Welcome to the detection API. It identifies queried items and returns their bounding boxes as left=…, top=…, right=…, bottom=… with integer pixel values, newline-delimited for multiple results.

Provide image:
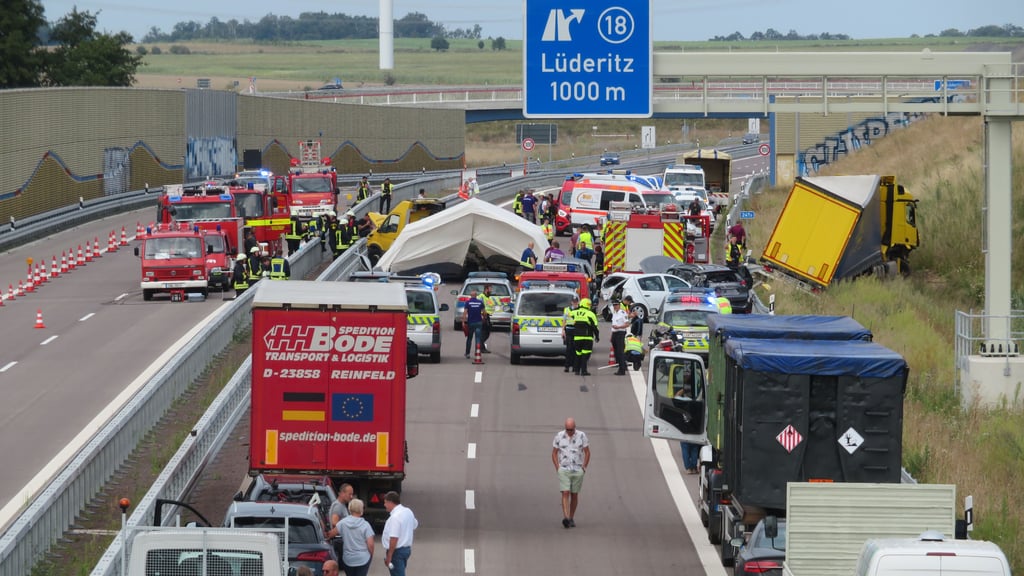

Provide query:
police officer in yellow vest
left=562, top=294, right=579, bottom=373
left=540, top=217, right=554, bottom=243
left=380, top=177, right=393, bottom=213
left=624, top=333, right=645, bottom=371
left=269, top=250, right=290, bottom=280
left=232, top=253, right=250, bottom=297
left=285, top=217, right=305, bottom=254
left=716, top=296, right=733, bottom=314
left=481, top=284, right=497, bottom=353
left=569, top=298, right=600, bottom=376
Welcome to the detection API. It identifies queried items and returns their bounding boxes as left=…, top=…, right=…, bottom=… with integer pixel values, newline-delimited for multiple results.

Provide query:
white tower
left=379, top=0, right=394, bottom=70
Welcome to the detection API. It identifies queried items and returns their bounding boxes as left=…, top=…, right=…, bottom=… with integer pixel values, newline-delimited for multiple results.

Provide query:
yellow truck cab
left=367, top=198, right=446, bottom=264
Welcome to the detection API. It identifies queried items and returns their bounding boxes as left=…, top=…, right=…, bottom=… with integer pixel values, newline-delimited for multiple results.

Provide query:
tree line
left=141, top=12, right=485, bottom=43
left=711, top=23, right=1024, bottom=42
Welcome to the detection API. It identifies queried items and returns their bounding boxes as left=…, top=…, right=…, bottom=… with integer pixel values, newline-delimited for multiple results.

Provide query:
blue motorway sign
left=934, top=79, right=971, bottom=91
left=524, top=0, right=652, bottom=118
left=739, top=211, right=755, bottom=219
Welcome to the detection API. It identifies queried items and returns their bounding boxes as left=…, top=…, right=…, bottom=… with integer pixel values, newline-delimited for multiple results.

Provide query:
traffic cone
left=34, top=309, right=46, bottom=329
left=473, top=342, right=484, bottom=365
left=121, top=226, right=128, bottom=246
left=136, top=221, right=143, bottom=236
left=67, top=247, right=77, bottom=270
left=60, top=251, right=69, bottom=273
left=93, top=238, right=101, bottom=258
left=25, top=267, right=34, bottom=292
left=607, top=347, right=617, bottom=366
left=17, top=281, right=26, bottom=297
left=108, top=231, right=116, bottom=252
left=37, top=262, right=47, bottom=283
left=51, top=256, right=59, bottom=278
left=6, top=284, right=13, bottom=301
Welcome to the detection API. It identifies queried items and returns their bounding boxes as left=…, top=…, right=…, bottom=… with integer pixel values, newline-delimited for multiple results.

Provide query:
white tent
left=376, top=198, right=548, bottom=273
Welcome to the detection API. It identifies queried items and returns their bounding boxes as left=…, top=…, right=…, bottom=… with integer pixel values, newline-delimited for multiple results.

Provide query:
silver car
left=510, top=286, right=576, bottom=365
left=453, top=272, right=515, bottom=330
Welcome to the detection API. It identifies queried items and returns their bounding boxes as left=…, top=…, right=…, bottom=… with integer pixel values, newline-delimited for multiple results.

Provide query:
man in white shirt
left=382, top=491, right=418, bottom=576
left=551, top=417, right=590, bottom=528
left=610, top=299, right=630, bottom=375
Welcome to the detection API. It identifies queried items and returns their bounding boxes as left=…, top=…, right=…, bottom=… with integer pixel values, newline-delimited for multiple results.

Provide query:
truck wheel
left=367, top=246, right=383, bottom=266
left=429, top=352, right=441, bottom=363
left=700, top=508, right=709, bottom=528
left=200, top=289, right=209, bottom=298
left=510, top=352, right=521, bottom=365
left=142, top=289, right=154, bottom=302
left=708, top=513, right=721, bottom=544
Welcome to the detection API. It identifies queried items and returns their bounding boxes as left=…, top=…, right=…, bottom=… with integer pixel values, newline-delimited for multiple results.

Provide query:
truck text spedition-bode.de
left=249, top=281, right=418, bottom=525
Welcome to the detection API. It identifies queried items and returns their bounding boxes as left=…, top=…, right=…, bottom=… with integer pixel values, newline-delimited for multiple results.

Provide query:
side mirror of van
left=439, top=303, right=450, bottom=312
left=764, top=515, right=778, bottom=539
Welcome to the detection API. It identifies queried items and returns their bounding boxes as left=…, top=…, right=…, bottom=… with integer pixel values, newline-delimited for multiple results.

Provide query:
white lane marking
left=470, top=403, right=479, bottom=418
left=474, top=371, right=482, bottom=384
left=0, top=300, right=233, bottom=529
left=114, top=293, right=128, bottom=302
left=0, top=362, right=16, bottom=373
left=628, top=371, right=728, bottom=576
left=464, top=549, right=476, bottom=573
left=467, top=443, right=477, bottom=460
left=465, top=490, right=476, bottom=510
left=40, top=335, right=59, bottom=346
left=79, top=312, right=95, bottom=322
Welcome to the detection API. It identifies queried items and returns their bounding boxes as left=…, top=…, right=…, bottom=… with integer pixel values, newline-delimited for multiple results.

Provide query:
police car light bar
left=534, top=262, right=577, bottom=273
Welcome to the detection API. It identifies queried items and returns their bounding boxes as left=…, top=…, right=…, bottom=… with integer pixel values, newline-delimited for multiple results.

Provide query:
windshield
left=464, top=283, right=512, bottom=297
left=664, top=172, right=704, bottom=188
left=406, top=291, right=437, bottom=314
left=663, top=309, right=713, bottom=327
left=518, top=293, right=574, bottom=316
left=144, top=237, right=203, bottom=259
left=292, top=176, right=334, bottom=193
left=205, top=234, right=226, bottom=254
left=233, top=193, right=265, bottom=218
left=171, top=202, right=232, bottom=220
left=639, top=193, right=676, bottom=207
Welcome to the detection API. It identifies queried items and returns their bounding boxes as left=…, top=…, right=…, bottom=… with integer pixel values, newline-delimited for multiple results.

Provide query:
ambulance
left=558, top=172, right=674, bottom=232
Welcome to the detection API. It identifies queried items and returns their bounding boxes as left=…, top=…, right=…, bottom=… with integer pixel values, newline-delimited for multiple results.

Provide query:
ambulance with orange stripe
left=249, top=280, right=419, bottom=524
left=560, top=172, right=674, bottom=231
left=602, top=201, right=713, bottom=274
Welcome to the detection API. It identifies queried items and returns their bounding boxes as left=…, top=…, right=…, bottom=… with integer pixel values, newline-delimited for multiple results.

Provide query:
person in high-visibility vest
left=232, top=254, right=250, bottom=297
left=561, top=295, right=579, bottom=373
left=513, top=190, right=523, bottom=217
left=269, top=251, right=290, bottom=280
left=356, top=176, right=371, bottom=203
left=331, top=217, right=353, bottom=260
left=306, top=216, right=323, bottom=253
left=540, top=217, right=554, bottom=243
left=569, top=298, right=599, bottom=376
left=246, top=251, right=264, bottom=287
left=380, top=177, right=393, bottom=213
left=725, top=234, right=741, bottom=270
left=716, top=296, right=733, bottom=315
left=481, top=284, right=497, bottom=353
left=520, top=241, right=537, bottom=271
left=285, top=217, right=304, bottom=255
left=624, top=333, right=645, bottom=371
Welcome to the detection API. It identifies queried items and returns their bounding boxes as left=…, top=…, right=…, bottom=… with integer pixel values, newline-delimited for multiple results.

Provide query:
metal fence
left=954, top=309, right=1024, bottom=395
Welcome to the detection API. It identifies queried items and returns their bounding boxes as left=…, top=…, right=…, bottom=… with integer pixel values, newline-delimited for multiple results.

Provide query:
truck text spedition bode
left=250, top=280, right=417, bottom=524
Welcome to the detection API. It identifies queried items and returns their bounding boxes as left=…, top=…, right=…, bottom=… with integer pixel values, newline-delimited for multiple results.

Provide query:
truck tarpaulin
left=250, top=281, right=408, bottom=476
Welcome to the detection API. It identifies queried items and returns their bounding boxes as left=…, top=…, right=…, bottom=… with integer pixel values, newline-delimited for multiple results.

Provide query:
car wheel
left=510, top=352, right=521, bottom=365
left=631, top=304, right=648, bottom=323
left=429, top=352, right=441, bottom=364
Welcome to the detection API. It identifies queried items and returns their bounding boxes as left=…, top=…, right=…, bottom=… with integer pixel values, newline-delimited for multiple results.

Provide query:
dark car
left=742, top=132, right=760, bottom=144
left=733, top=517, right=786, bottom=576
left=667, top=263, right=753, bottom=314
left=317, top=83, right=344, bottom=91
left=599, top=151, right=621, bottom=166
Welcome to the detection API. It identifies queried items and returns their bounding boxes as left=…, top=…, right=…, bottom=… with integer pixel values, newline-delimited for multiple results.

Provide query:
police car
left=349, top=271, right=448, bottom=363
left=452, top=271, right=515, bottom=330
left=651, top=289, right=724, bottom=358
left=510, top=284, right=577, bottom=365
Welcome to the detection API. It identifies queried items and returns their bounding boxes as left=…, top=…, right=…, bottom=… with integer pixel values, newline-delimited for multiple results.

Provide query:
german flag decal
left=282, top=391, right=326, bottom=421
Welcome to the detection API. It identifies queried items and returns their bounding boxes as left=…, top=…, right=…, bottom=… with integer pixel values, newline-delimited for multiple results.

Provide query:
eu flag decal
left=331, top=394, right=374, bottom=422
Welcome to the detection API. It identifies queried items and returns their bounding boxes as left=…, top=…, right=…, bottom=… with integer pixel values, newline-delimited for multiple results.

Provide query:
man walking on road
left=552, top=417, right=590, bottom=529
left=382, top=491, right=418, bottom=576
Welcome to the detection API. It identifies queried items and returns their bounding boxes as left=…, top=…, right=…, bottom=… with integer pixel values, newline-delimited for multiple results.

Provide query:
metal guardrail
left=954, top=309, right=1024, bottom=396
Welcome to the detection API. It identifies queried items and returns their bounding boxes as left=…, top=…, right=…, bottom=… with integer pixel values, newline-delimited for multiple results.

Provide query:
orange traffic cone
left=17, top=281, right=26, bottom=297
left=37, top=262, right=48, bottom=283
left=93, top=237, right=101, bottom=258
left=51, top=256, right=59, bottom=278
left=60, top=252, right=69, bottom=273
left=67, top=247, right=76, bottom=270
left=473, top=342, right=484, bottom=364
left=7, top=284, right=15, bottom=301
left=79, top=244, right=88, bottom=264
left=107, top=231, right=116, bottom=252
left=25, top=266, right=35, bottom=292
left=607, top=346, right=617, bottom=366
left=136, top=221, right=143, bottom=236
left=34, top=309, right=46, bottom=329
left=121, top=226, right=128, bottom=246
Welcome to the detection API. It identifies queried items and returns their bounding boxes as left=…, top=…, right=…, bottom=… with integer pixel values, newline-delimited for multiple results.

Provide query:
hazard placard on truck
left=249, top=281, right=409, bottom=478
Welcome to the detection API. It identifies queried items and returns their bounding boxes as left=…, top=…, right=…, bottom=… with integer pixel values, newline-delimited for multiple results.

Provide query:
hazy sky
left=40, top=0, right=1020, bottom=42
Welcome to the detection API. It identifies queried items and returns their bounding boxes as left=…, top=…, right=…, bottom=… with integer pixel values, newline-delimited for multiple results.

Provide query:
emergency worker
left=306, top=216, right=322, bottom=252
left=513, top=190, right=524, bottom=217
left=624, top=332, right=646, bottom=371
left=269, top=250, right=290, bottom=280
left=246, top=250, right=264, bottom=287
left=356, top=176, right=371, bottom=203
left=725, top=234, right=741, bottom=270
left=259, top=255, right=272, bottom=280
left=330, top=218, right=350, bottom=260
left=243, top=229, right=259, bottom=256
left=569, top=298, right=599, bottom=376
left=562, top=295, right=579, bottom=373
left=480, top=284, right=497, bottom=353
left=540, top=217, right=554, bottom=244
left=232, top=254, right=250, bottom=297
left=380, top=177, right=393, bottom=213
left=285, top=216, right=304, bottom=255
left=248, top=245, right=262, bottom=277
left=716, top=296, right=733, bottom=315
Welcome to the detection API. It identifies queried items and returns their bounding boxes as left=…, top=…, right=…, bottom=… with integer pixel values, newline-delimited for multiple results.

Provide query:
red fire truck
left=159, top=183, right=244, bottom=254
left=133, top=223, right=210, bottom=301
left=602, top=202, right=712, bottom=273
left=228, top=182, right=291, bottom=255
left=249, top=280, right=419, bottom=524
left=272, top=140, right=338, bottom=222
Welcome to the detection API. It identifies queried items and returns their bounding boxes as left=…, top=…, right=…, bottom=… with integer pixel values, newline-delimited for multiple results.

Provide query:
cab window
left=380, top=214, right=401, bottom=234
left=519, top=293, right=573, bottom=316
left=652, top=357, right=705, bottom=401
left=638, top=276, right=665, bottom=292
left=406, top=291, right=436, bottom=314
left=599, top=191, right=625, bottom=211
left=666, top=276, right=690, bottom=291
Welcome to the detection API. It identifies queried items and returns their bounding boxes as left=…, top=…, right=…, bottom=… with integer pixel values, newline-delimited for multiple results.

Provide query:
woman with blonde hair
left=338, top=498, right=375, bottom=576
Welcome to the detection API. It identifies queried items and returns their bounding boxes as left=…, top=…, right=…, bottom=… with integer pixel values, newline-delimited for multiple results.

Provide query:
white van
left=567, top=173, right=675, bottom=228
left=854, top=531, right=1011, bottom=576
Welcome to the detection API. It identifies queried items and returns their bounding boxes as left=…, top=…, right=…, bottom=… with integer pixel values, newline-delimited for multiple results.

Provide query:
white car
left=599, top=272, right=692, bottom=323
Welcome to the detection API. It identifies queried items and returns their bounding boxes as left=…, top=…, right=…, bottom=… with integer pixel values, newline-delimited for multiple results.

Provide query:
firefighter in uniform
left=285, top=217, right=304, bottom=255
left=562, top=295, right=579, bottom=373
left=513, top=190, right=523, bottom=217
left=306, top=215, right=323, bottom=252
left=232, top=254, right=250, bottom=297
left=356, top=176, right=371, bottom=203
left=569, top=298, right=599, bottom=376
left=379, top=177, right=393, bottom=213
left=331, top=217, right=353, bottom=260
left=246, top=248, right=264, bottom=288
left=269, top=250, right=290, bottom=280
